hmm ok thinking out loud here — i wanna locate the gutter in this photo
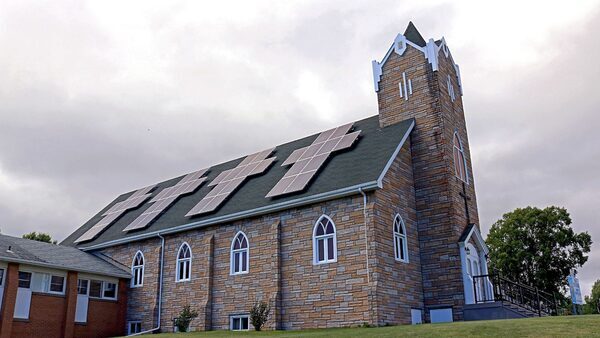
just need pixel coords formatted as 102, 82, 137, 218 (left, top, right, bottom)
130, 234, 165, 336
0, 256, 130, 279
80, 181, 380, 251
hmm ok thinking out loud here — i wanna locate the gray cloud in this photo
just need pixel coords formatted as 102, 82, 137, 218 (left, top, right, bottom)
0, 0, 598, 296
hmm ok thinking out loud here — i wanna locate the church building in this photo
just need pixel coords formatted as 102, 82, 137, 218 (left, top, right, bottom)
58, 22, 490, 334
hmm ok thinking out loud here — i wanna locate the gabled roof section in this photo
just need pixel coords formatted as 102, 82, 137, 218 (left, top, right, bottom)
0, 234, 130, 278
403, 21, 426, 47
62, 116, 415, 250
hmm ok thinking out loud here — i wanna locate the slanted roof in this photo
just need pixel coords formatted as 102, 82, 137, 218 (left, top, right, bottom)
62, 115, 415, 250
403, 21, 426, 47
0, 234, 130, 278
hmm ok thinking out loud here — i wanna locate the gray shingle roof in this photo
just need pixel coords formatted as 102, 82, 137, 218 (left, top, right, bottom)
0, 234, 130, 278
62, 115, 415, 250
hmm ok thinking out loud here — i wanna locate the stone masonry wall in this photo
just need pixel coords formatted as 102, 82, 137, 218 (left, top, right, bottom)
371, 139, 424, 325
97, 194, 378, 332
376, 43, 480, 321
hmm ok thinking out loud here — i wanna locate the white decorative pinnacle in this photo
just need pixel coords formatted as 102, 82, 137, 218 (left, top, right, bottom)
372, 31, 464, 97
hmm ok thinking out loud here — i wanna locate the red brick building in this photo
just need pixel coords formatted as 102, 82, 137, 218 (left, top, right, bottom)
0, 235, 129, 338
58, 23, 494, 335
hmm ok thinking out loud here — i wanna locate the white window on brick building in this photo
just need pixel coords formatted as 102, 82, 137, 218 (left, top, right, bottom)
393, 214, 409, 263
176, 242, 192, 282
313, 215, 337, 264
131, 251, 144, 287
230, 231, 249, 275
453, 132, 468, 183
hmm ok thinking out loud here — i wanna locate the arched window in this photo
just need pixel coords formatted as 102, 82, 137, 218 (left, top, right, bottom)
230, 232, 249, 275
131, 251, 144, 287
176, 243, 192, 282
453, 132, 468, 183
393, 214, 409, 262
313, 215, 337, 264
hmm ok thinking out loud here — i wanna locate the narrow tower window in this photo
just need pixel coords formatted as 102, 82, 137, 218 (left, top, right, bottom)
176, 242, 192, 282
131, 251, 144, 287
453, 132, 468, 183
230, 231, 249, 275
313, 215, 337, 264
393, 214, 409, 262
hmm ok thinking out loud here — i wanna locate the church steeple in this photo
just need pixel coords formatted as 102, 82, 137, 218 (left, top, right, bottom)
403, 21, 426, 47
371, 23, 480, 322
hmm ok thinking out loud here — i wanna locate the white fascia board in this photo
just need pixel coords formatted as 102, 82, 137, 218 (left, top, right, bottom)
0, 256, 130, 279
376, 119, 415, 188
79, 181, 381, 252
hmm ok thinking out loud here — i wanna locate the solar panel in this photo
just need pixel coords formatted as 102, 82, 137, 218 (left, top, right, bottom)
186, 149, 276, 216
75, 185, 156, 243
266, 122, 361, 198
123, 169, 209, 232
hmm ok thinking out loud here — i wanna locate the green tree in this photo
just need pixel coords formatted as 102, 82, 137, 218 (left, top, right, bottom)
22, 232, 57, 244
584, 279, 600, 314
486, 206, 592, 295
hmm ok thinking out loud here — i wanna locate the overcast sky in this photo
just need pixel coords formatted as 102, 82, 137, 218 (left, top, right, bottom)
1, 0, 599, 296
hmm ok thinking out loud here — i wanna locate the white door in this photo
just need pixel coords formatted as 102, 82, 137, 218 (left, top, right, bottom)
75, 279, 89, 323
14, 288, 32, 319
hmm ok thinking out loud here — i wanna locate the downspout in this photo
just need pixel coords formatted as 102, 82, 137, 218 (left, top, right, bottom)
359, 187, 374, 325
359, 188, 370, 285
130, 233, 165, 336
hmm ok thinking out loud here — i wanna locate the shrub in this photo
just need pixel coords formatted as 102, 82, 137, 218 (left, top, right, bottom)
174, 305, 199, 332
250, 301, 271, 331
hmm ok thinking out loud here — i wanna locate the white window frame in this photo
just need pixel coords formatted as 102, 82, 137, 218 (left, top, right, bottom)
86, 279, 118, 300
229, 315, 250, 331
102, 281, 117, 300
48, 274, 66, 295
176, 242, 192, 282
18, 271, 32, 289
393, 214, 409, 263
77, 279, 89, 295
128, 321, 142, 335
453, 132, 469, 184
312, 215, 337, 265
131, 251, 145, 288
230, 231, 250, 275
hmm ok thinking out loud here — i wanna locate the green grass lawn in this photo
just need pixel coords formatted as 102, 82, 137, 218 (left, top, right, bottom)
146, 315, 600, 338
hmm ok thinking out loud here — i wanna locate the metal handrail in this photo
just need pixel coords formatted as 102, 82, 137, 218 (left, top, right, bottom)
472, 273, 558, 316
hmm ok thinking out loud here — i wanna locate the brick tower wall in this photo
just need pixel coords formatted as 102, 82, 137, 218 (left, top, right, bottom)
376, 38, 479, 321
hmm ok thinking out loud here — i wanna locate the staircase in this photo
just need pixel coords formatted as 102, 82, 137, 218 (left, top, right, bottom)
463, 273, 557, 321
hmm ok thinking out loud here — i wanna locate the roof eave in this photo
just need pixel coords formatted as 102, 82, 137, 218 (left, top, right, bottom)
78, 180, 381, 251
376, 119, 415, 187
0, 256, 131, 279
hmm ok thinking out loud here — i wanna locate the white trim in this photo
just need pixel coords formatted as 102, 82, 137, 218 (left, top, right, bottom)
229, 314, 250, 331
376, 119, 415, 187
131, 251, 145, 288
175, 242, 192, 282
312, 215, 337, 265
230, 231, 250, 275
128, 321, 142, 335
373, 32, 463, 97
393, 214, 409, 263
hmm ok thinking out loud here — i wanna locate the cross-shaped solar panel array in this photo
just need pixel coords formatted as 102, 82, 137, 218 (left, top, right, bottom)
186, 149, 276, 216
123, 169, 209, 232
75, 185, 156, 243
266, 122, 361, 198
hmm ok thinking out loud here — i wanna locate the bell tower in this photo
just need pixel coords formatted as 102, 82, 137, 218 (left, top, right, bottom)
372, 22, 482, 321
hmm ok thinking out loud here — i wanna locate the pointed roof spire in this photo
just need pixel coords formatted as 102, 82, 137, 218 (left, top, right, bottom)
403, 21, 426, 47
